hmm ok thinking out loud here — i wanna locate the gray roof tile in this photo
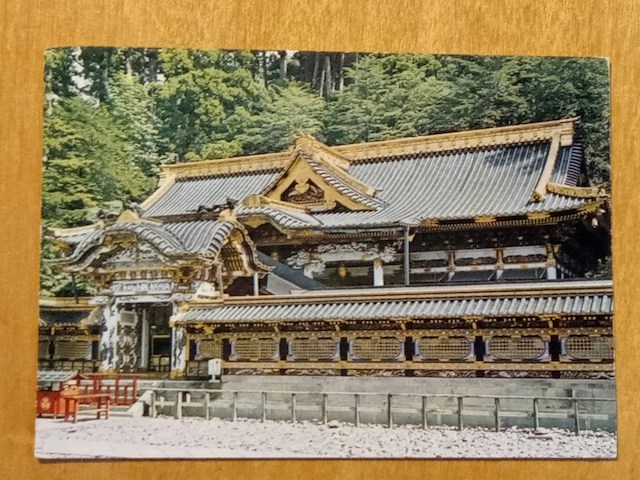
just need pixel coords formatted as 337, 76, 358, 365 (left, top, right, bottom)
143, 141, 594, 229
177, 282, 613, 324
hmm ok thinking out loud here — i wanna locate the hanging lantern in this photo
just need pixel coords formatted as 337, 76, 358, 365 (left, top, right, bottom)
338, 264, 349, 278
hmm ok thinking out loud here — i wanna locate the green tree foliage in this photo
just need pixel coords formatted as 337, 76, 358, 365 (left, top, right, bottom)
325, 54, 609, 184
43, 97, 152, 227
241, 83, 326, 154
41, 97, 154, 295
501, 57, 610, 185
325, 55, 452, 144
107, 72, 163, 178
156, 49, 268, 161
44, 48, 77, 103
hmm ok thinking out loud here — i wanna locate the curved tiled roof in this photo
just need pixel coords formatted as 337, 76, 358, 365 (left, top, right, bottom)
176, 281, 613, 324
108, 222, 185, 254
145, 170, 281, 218
306, 158, 385, 210
314, 142, 588, 227
142, 141, 598, 229
60, 220, 239, 267
236, 206, 321, 229
140, 120, 595, 230
163, 220, 235, 255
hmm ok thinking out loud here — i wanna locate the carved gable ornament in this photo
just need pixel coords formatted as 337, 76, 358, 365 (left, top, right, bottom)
256, 134, 383, 213
283, 179, 325, 205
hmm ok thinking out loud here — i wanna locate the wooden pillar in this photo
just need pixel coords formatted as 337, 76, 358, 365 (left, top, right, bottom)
403, 226, 411, 286
100, 300, 119, 372
404, 336, 414, 377
170, 324, 187, 378
546, 244, 558, 280
474, 336, 485, 378
373, 257, 384, 287
252, 273, 260, 296
279, 337, 288, 375
139, 308, 149, 369
340, 337, 349, 376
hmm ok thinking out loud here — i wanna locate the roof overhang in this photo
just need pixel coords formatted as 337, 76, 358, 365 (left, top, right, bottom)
173, 280, 613, 326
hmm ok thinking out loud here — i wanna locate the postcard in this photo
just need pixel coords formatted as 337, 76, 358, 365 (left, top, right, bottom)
36, 48, 614, 459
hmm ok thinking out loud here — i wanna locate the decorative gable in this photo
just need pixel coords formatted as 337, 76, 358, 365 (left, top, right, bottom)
258, 134, 384, 213
282, 179, 326, 206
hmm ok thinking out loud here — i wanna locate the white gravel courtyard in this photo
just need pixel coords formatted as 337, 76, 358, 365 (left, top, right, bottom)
35, 416, 616, 459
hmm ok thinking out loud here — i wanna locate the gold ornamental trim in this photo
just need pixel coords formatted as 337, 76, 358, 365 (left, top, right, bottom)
546, 183, 608, 198
242, 194, 311, 213
155, 118, 577, 179
261, 146, 380, 213
474, 215, 497, 224
530, 132, 561, 202
526, 211, 552, 221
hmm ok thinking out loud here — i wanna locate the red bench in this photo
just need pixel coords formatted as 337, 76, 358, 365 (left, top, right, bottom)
63, 393, 111, 423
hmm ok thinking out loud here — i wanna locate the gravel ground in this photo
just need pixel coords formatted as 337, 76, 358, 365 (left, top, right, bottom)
35, 417, 616, 460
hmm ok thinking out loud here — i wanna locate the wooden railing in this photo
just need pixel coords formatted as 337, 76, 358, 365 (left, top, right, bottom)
145, 387, 615, 435
74, 374, 138, 406
184, 359, 614, 377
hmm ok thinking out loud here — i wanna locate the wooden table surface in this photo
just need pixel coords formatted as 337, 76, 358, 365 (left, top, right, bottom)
1, 1, 639, 479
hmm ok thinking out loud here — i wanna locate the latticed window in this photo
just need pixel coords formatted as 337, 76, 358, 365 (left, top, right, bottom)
54, 340, 92, 360
38, 340, 50, 359
290, 337, 337, 360
233, 338, 278, 360
565, 336, 614, 359
198, 339, 223, 359
352, 337, 401, 360
489, 336, 545, 360
418, 337, 471, 360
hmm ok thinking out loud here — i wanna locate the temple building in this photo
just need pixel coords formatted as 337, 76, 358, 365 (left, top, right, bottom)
40, 117, 614, 378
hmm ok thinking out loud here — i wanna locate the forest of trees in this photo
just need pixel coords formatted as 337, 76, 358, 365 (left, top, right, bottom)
41, 48, 611, 295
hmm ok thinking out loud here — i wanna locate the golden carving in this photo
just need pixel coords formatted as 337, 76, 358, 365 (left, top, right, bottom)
530, 132, 561, 202
116, 209, 141, 223
421, 218, 439, 228
578, 200, 606, 214
546, 183, 608, 198
261, 148, 379, 212
243, 194, 310, 212
474, 215, 496, 223
284, 180, 325, 205
526, 211, 551, 221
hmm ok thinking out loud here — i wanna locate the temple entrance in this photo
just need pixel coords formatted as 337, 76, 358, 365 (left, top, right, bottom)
116, 303, 173, 373
146, 304, 173, 373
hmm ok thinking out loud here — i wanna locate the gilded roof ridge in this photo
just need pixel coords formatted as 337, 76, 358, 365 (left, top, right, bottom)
546, 182, 609, 199
156, 118, 578, 179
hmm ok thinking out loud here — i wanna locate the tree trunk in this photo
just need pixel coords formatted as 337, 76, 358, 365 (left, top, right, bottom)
279, 50, 288, 82
312, 52, 320, 90
102, 51, 111, 102
318, 56, 326, 96
261, 51, 268, 87
44, 62, 53, 116
323, 55, 332, 97
338, 53, 345, 91
147, 49, 158, 83
124, 49, 133, 76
